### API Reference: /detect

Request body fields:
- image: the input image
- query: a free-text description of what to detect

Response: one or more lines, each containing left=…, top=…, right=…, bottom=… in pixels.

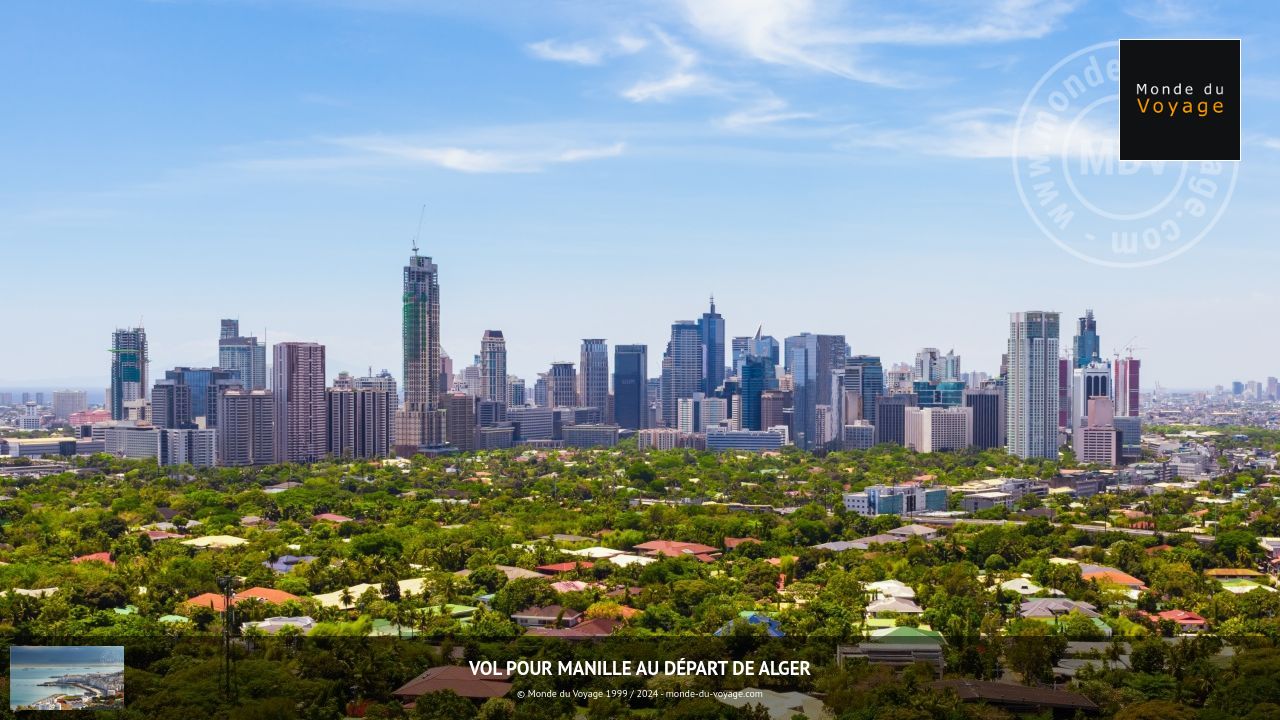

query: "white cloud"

left=843, top=107, right=1115, bottom=159
left=332, top=136, right=626, bottom=173
left=620, top=27, right=712, bottom=102
left=719, top=96, right=814, bottom=129
left=527, top=34, right=649, bottom=66
left=674, top=0, right=1078, bottom=86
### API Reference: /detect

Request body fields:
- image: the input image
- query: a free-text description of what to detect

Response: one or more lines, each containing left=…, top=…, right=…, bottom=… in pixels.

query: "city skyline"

left=4, top=2, right=1280, bottom=389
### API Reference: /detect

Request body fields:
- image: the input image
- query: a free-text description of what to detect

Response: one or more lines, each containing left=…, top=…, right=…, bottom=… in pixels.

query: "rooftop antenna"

left=412, top=204, right=426, bottom=256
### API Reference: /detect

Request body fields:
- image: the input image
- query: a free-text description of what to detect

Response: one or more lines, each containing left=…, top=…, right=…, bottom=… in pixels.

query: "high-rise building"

left=964, top=386, right=1005, bottom=450
left=547, top=361, right=578, bottom=408
left=1057, top=357, right=1071, bottom=428
left=760, top=390, right=789, bottom=432
left=110, top=327, right=148, bottom=421
left=165, top=367, right=238, bottom=421
left=218, top=320, right=267, bottom=391
left=1114, top=357, right=1141, bottom=417
left=1072, top=309, right=1101, bottom=368
left=613, top=344, right=648, bottom=430
left=940, top=350, right=961, bottom=381
left=1007, top=311, right=1060, bottom=460
left=273, top=342, right=326, bottom=463
left=661, top=321, right=702, bottom=428
left=847, top=356, right=883, bottom=426
left=151, top=380, right=194, bottom=430
left=1074, top=396, right=1118, bottom=466
left=326, top=383, right=356, bottom=457
left=1070, top=361, right=1112, bottom=436
left=443, top=391, right=477, bottom=452
left=508, top=376, right=526, bottom=407
left=698, top=297, right=725, bottom=395
left=905, top=406, right=973, bottom=452
left=579, top=339, right=609, bottom=413
left=395, top=250, right=444, bottom=455
left=158, top=428, right=217, bottom=468
left=216, top=388, right=274, bottom=466
left=731, top=336, right=751, bottom=378
left=51, top=390, right=87, bottom=422
left=738, top=355, right=771, bottom=431
left=875, top=394, right=917, bottom=446
left=479, top=330, right=508, bottom=407
left=784, top=333, right=846, bottom=450
left=914, top=348, right=941, bottom=383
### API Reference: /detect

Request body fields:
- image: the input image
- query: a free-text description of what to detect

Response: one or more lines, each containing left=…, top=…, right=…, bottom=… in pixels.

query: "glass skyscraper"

left=394, top=250, right=443, bottom=454
left=613, top=344, right=648, bottom=430
left=110, top=327, right=148, bottom=420
left=1073, top=309, right=1101, bottom=368
left=698, top=297, right=725, bottom=395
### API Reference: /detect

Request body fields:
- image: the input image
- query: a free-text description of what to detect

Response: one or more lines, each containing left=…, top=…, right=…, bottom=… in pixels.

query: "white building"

left=904, top=407, right=973, bottom=452
left=1007, top=311, right=1060, bottom=459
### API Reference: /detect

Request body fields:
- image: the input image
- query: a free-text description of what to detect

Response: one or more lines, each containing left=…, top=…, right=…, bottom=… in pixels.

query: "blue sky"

left=2, top=0, right=1279, bottom=391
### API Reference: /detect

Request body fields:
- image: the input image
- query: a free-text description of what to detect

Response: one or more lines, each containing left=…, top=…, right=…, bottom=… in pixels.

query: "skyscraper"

left=784, top=333, right=846, bottom=450
left=1114, top=357, right=1141, bottom=417
left=739, top=355, right=772, bottom=431
left=874, top=394, right=916, bottom=446
left=914, top=348, right=941, bottom=383
left=165, top=367, right=238, bottom=421
left=218, top=319, right=267, bottom=391
left=151, top=380, right=193, bottom=430
left=847, top=355, right=884, bottom=426
left=395, top=250, right=444, bottom=454
left=216, top=387, right=274, bottom=466
left=479, top=330, right=508, bottom=408
left=698, top=297, right=725, bottom=395
left=1073, top=309, right=1101, bottom=368
left=547, top=361, right=578, bottom=408
left=443, top=391, right=477, bottom=452
left=273, top=342, right=327, bottom=463
left=1007, top=311, right=1060, bottom=460
left=661, top=321, right=702, bottom=428
left=579, top=339, right=609, bottom=412
left=110, top=327, right=148, bottom=421
left=613, top=344, right=648, bottom=430
left=1070, top=361, right=1111, bottom=436
left=963, top=386, right=1005, bottom=450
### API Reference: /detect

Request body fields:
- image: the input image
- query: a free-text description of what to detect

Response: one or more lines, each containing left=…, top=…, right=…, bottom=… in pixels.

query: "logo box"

left=1120, top=39, right=1240, bottom=161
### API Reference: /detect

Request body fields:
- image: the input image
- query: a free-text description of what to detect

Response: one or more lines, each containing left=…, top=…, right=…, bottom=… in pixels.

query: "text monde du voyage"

left=1134, top=82, right=1228, bottom=118
left=470, top=659, right=812, bottom=678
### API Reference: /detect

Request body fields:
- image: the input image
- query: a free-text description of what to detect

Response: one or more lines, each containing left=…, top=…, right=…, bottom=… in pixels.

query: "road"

left=907, top=515, right=1215, bottom=546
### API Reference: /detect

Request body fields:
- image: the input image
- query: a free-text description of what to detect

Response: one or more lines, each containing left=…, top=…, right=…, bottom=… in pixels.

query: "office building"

left=1070, top=361, right=1112, bottom=435
left=843, top=485, right=948, bottom=517
left=547, top=361, right=578, bottom=408
left=705, top=427, right=785, bottom=452
left=1073, top=309, right=1101, bottom=368
left=151, top=379, right=194, bottom=430
left=613, top=344, right=647, bottom=430
left=103, top=424, right=161, bottom=460
left=785, top=332, right=846, bottom=450
left=1058, top=357, right=1071, bottom=428
left=914, top=348, right=940, bottom=383
left=273, top=342, right=327, bottom=463
left=847, top=355, right=883, bottom=426
left=759, top=390, right=788, bottom=432
left=738, top=355, right=771, bottom=431
left=51, top=390, right=87, bottom=422
left=218, top=319, right=267, bottom=391
left=1074, top=396, right=1119, bottom=466
left=842, top=422, right=876, bottom=450
left=698, top=297, right=725, bottom=395
left=216, top=388, right=274, bottom=466
left=507, top=407, right=554, bottom=442
left=110, top=327, right=148, bottom=420
left=963, top=387, right=1005, bottom=450
left=478, top=425, right=515, bottom=450
left=165, top=366, right=238, bottom=422
left=905, top=406, right=973, bottom=453
left=578, top=339, right=609, bottom=415
left=661, top=321, right=702, bottom=428
left=443, top=391, right=477, bottom=452
left=563, top=424, right=620, bottom=448
left=1114, top=416, right=1141, bottom=462
left=479, top=330, right=508, bottom=408
left=1114, top=357, right=1141, bottom=417
left=874, top=394, right=916, bottom=446
left=1006, top=311, right=1060, bottom=460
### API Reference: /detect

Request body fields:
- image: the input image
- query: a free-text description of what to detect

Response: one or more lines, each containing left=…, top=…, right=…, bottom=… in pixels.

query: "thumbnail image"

left=9, top=646, right=124, bottom=711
